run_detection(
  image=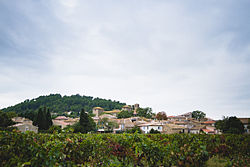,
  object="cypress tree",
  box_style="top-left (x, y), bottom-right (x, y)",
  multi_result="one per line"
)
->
top-left (46, 108), bottom-right (53, 128)
top-left (33, 107), bottom-right (53, 131)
